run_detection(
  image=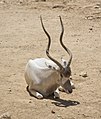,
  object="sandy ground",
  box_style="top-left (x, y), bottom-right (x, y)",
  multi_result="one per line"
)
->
top-left (0, 0), bottom-right (101, 119)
